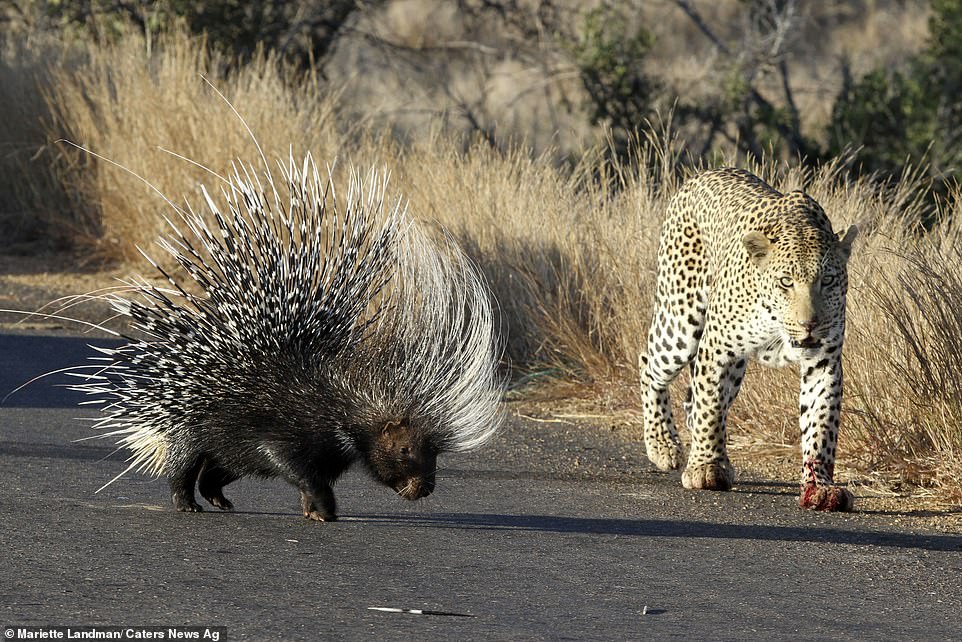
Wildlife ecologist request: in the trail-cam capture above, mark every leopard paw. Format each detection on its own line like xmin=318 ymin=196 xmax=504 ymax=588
xmin=682 ymin=461 xmax=735 ymax=491
xmin=799 ymin=483 xmax=854 ymax=512
xmin=645 ymin=438 xmax=682 ymax=471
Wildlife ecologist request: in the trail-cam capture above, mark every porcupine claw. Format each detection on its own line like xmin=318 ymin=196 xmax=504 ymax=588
xmin=172 ymin=494 xmax=204 ymax=513
xmin=204 ymin=494 xmax=234 ymax=512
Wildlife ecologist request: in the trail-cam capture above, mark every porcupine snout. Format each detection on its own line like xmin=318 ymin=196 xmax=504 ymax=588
xmin=366 ymin=419 xmax=438 ymax=500
xmin=396 ymin=472 xmax=435 ymax=500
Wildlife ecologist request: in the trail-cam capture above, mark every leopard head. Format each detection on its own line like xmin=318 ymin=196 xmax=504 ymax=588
xmin=742 ymin=205 xmax=858 ymax=349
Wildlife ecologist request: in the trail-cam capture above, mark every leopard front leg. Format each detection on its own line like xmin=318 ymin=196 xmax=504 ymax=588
xmin=639 ymin=352 xmax=683 ymax=470
xmin=682 ymin=333 xmax=745 ymax=491
xmin=798 ymin=345 xmax=854 ymax=511
xmin=639 ymin=298 xmax=706 ymax=471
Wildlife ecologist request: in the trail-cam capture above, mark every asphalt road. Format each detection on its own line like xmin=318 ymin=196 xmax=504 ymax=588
xmin=1 ymin=330 xmax=961 ymax=641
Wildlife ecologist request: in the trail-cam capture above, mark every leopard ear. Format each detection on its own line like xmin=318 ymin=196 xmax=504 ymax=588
xmin=837 ymin=225 xmax=858 ymax=259
xmin=742 ymin=231 xmax=772 ymax=267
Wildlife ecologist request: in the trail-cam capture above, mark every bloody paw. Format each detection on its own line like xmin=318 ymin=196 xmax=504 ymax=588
xmin=799 ymin=483 xmax=854 ymax=512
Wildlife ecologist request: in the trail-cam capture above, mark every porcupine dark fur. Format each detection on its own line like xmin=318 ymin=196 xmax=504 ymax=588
xmin=70 ymin=154 xmax=504 ymax=521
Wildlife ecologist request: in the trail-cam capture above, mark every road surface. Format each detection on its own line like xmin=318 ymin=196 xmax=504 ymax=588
xmin=1 ymin=331 xmax=960 ymax=640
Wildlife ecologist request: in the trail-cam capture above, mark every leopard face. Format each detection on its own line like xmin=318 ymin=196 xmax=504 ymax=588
xmin=743 ymin=219 xmax=857 ymax=350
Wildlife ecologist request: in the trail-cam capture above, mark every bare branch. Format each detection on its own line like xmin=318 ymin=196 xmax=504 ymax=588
xmin=672 ymin=0 xmax=731 ymax=56
xmin=673 ymin=0 xmax=809 ymax=158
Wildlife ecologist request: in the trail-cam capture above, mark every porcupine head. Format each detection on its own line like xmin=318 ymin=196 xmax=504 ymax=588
xmin=327 ymin=218 xmax=503 ymax=514
xmin=363 ymin=418 xmax=437 ymax=500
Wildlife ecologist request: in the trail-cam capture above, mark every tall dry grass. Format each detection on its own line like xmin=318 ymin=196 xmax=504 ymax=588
xmin=3 ymin=26 xmax=962 ymax=500
xmin=0 ymin=33 xmax=79 ymax=251
xmin=843 ymin=197 xmax=962 ymax=498
xmin=4 ymin=28 xmax=342 ymax=260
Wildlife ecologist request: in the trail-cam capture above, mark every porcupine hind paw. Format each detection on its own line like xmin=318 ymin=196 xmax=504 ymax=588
xmin=169 ymin=458 xmax=206 ymax=512
xmin=201 ymin=491 xmax=234 ymax=512
xmin=197 ymin=461 xmax=237 ymax=511
xmin=799 ymin=483 xmax=854 ymax=512
xmin=305 ymin=509 xmax=338 ymax=522
xmin=682 ymin=460 xmax=735 ymax=491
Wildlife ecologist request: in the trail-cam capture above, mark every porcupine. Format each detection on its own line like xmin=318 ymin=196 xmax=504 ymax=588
xmin=68 ymin=154 xmax=504 ymax=521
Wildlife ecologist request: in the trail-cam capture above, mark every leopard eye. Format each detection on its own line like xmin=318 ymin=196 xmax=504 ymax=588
xmin=778 ymin=276 xmax=794 ymax=289
xmin=821 ymin=274 xmax=836 ymax=287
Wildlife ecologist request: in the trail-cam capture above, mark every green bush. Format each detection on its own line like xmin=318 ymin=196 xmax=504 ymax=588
xmin=569 ymin=5 xmax=658 ymax=159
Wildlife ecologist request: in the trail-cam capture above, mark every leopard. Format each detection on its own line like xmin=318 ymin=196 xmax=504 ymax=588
xmin=638 ymin=167 xmax=858 ymax=511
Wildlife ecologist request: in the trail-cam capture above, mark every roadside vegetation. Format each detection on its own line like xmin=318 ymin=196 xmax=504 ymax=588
xmin=2 ymin=1 xmax=962 ymax=502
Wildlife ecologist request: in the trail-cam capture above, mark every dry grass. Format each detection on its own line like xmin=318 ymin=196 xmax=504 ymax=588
xmin=843 ymin=197 xmax=962 ymax=500
xmin=0 ymin=33 xmax=79 ymax=251
xmin=3 ymin=26 xmax=962 ymax=502
xmin=3 ymin=28 xmax=342 ymax=261
xmin=325 ymin=0 xmax=931 ymax=159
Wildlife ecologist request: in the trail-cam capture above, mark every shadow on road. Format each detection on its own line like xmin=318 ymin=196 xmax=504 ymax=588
xmin=353 ymin=511 xmax=962 ymax=552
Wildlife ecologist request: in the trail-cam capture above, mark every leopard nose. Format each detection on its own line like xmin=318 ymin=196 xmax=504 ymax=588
xmin=801 ymin=318 xmax=818 ymax=332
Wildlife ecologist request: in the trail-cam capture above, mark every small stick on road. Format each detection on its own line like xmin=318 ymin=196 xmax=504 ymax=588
xmin=368 ymin=607 xmax=475 ymax=617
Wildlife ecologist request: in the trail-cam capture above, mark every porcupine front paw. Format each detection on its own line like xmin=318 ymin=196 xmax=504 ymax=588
xmin=301 ymin=488 xmax=338 ymax=522
xmin=682 ymin=460 xmax=735 ymax=491
xmin=799 ymin=483 xmax=854 ymax=512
